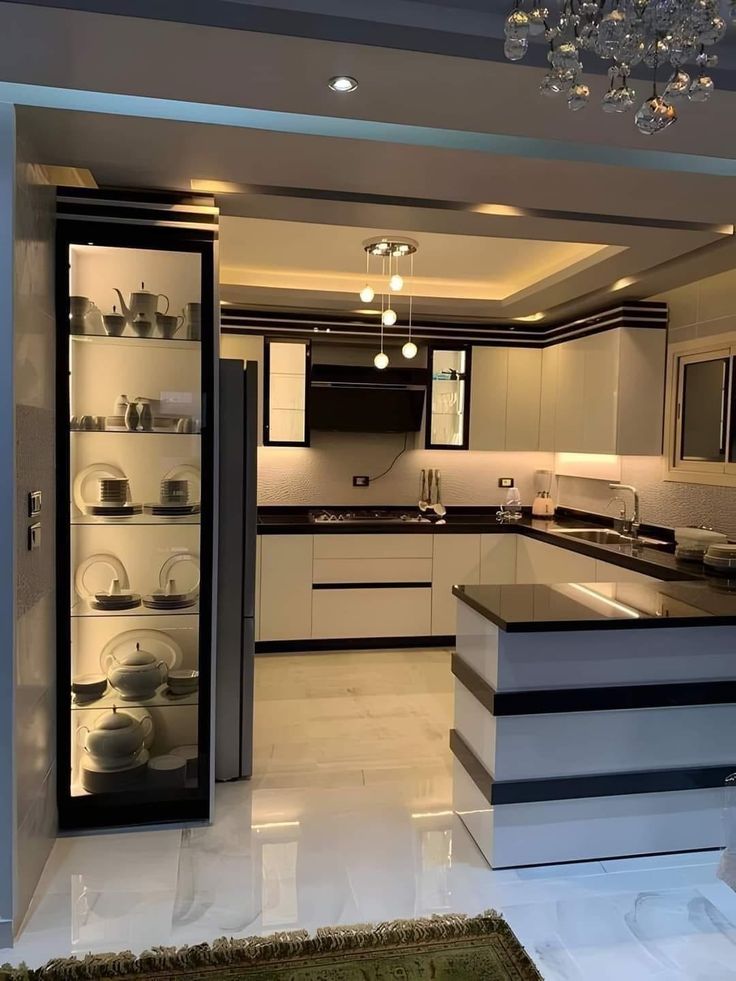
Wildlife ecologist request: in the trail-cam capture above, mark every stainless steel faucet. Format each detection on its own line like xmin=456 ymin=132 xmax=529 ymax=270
xmin=609 ymin=483 xmax=640 ymax=539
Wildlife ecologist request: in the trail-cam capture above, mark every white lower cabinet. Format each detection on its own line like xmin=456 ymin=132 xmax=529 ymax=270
xmin=259 ymin=535 xmax=313 ymax=641
xmin=312 ymin=587 xmax=432 ymax=639
xmin=432 ymin=535 xmax=481 ymax=635
xmin=516 ymin=536 xmax=597 ymax=584
xmin=257 ymin=531 xmax=664 ymax=644
xmin=479 ymin=534 xmax=517 ymax=583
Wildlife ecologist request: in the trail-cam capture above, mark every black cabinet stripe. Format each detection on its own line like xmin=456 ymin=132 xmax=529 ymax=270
xmin=450 ymin=729 xmax=736 ymax=805
xmin=312 ymin=581 xmax=432 ymax=590
xmin=452 ymin=653 xmax=736 ymax=715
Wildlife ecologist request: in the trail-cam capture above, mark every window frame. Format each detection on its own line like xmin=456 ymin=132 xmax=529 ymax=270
xmin=665 ymin=331 xmax=736 ymax=485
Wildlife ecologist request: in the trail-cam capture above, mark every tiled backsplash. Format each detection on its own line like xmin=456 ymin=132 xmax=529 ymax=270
xmin=258 ymin=432 xmax=553 ymax=508
xmin=559 ymin=459 xmax=736 ymax=539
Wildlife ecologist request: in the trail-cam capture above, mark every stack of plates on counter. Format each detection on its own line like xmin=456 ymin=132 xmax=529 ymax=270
xmin=674 ymin=527 xmax=728 ymax=563
xmin=704 ymin=543 xmax=736 ymax=575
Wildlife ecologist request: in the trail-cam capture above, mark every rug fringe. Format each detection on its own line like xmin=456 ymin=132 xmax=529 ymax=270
xmin=1 ymin=911 xmax=516 ymax=981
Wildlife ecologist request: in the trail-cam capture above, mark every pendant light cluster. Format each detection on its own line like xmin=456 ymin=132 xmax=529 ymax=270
xmin=359 ymin=236 xmax=419 ymax=369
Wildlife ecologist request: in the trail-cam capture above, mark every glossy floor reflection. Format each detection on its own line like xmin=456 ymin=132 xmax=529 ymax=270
xmin=3 ymin=649 xmax=735 ymax=979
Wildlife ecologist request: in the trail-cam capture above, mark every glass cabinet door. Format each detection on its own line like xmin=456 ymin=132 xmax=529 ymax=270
xmin=426 ymin=345 xmax=471 ymax=449
xmin=264 ymin=339 xmax=310 ymax=446
xmin=60 ymin=231 xmax=214 ymax=830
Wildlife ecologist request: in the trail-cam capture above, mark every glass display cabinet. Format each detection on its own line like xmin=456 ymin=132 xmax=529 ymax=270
xmin=57 ymin=218 xmax=216 ymax=831
xmin=425 ymin=344 xmax=471 ymax=449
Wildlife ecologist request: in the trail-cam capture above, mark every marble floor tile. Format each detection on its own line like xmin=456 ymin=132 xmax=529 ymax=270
xmin=3 ymin=648 xmax=735 ymax=979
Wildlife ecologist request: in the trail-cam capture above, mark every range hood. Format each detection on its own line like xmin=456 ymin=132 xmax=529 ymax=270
xmin=310 ymin=363 xmax=426 ymax=434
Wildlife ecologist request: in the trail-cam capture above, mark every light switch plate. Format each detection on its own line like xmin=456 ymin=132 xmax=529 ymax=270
xmin=28 ymin=522 xmax=41 ymax=551
xmin=28 ymin=490 xmax=42 ymax=517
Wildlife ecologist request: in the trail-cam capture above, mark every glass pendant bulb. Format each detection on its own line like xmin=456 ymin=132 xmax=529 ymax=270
xmin=359 ymin=284 xmax=375 ymax=303
xmin=382 ymin=308 xmax=397 ymax=327
xmin=374 ymin=351 xmax=389 ymax=370
xmin=402 ymin=340 xmax=418 ymax=360
xmin=389 ymin=274 xmax=404 ymax=292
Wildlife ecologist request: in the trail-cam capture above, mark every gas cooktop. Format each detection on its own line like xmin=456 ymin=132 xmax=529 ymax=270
xmin=309 ymin=509 xmax=422 ymax=524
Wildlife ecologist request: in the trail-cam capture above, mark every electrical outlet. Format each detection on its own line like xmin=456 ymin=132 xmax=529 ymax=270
xmin=353 ymin=475 xmax=370 ymax=487
xmin=498 ymin=477 xmax=514 ymax=488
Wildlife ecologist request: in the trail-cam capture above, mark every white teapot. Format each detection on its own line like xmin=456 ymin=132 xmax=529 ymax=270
xmin=114 ymin=283 xmax=169 ymax=327
xmin=107 ymin=642 xmax=167 ymax=700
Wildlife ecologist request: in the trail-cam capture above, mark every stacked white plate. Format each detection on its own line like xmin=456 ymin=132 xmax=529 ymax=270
xmin=705 ymin=543 xmax=736 ymax=575
xmin=674 ymin=527 xmax=727 ymax=563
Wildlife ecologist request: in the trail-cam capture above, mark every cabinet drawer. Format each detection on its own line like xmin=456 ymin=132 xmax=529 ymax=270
xmin=311 ymin=586 xmax=432 ymax=638
xmin=313 ymin=534 xmax=433 ymax=560
xmin=313 ymin=557 xmax=433 ymax=584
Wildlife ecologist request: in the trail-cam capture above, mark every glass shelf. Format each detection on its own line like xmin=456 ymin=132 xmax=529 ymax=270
xmin=71 ymin=600 xmax=200 ymax=618
xmin=71 ymin=686 xmax=198 ymax=711
xmin=70 ymin=429 xmax=200 ymax=437
xmin=71 ymin=332 xmax=200 ymax=350
xmin=71 ymin=512 xmax=200 ymax=526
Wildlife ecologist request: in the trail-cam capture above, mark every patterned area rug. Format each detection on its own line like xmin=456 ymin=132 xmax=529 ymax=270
xmin=1 ymin=911 xmax=542 ymax=980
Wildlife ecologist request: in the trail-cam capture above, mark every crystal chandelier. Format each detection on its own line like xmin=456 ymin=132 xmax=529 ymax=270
xmin=503 ymin=1 xmax=731 ymax=134
xmin=359 ymin=237 xmax=419 ymax=368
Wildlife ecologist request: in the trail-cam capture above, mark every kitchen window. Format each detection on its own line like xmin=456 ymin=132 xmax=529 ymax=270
xmin=666 ymin=334 xmax=736 ymax=485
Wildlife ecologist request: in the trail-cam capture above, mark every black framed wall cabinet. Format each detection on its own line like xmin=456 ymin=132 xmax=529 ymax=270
xmin=425 ymin=343 xmax=472 ymax=450
xmin=263 ymin=338 xmax=311 ymax=446
xmin=56 ymin=197 xmax=218 ymax=832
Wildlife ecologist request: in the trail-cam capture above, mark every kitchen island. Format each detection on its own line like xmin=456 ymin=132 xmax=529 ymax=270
xmin=451 ymin=580 xmax=736 ymax=868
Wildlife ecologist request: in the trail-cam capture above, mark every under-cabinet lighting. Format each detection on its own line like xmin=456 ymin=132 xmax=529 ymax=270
xmin=252 ymin=820 xmax=301 ymax=831
xmin=411 ymin=810 xmax=454 ymax=819
xmin=569 ymin=582 xmax=641 ymax=618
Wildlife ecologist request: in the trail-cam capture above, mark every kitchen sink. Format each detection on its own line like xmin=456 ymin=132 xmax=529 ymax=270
xmin=556 ymin=529 xmax=625 ymax=544
xmin=554 ymin=528 xmax=670 ymax=549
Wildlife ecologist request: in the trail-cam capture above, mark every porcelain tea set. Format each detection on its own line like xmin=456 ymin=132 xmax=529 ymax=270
xmin=70 ymin=284 xmax=201 ymax=340
xmin=72 ymin=639 xmax=200 ymax=704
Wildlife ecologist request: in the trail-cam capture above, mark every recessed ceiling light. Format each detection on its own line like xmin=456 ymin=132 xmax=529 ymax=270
xmin=328 ymin=75 xmax=358 ymax=93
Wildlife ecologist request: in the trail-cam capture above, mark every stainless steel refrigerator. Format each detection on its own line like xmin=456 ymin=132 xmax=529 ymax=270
xmin=216 ymin=359 xmax=258 ymax=780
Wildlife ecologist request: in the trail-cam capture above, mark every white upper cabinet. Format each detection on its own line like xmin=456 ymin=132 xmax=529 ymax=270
xmin=542 ymin=327 xmax=666 ymax=455
xmin=469 ymin=347 xmax=542 ymax=451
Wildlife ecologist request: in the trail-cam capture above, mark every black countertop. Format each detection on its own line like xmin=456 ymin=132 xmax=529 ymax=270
xmin=452 ymin=579 xmax=736 ymax=632
xmin=257 ymin=507 xmax=703 ymax=582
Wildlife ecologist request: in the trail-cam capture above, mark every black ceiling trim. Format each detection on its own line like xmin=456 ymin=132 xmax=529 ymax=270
xmin=221 ymin=301 xmax=668 ymax=347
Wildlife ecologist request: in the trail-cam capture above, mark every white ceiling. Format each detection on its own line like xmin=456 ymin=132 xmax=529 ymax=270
xmin=220 ymin=216 xmax=616 ymax=302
